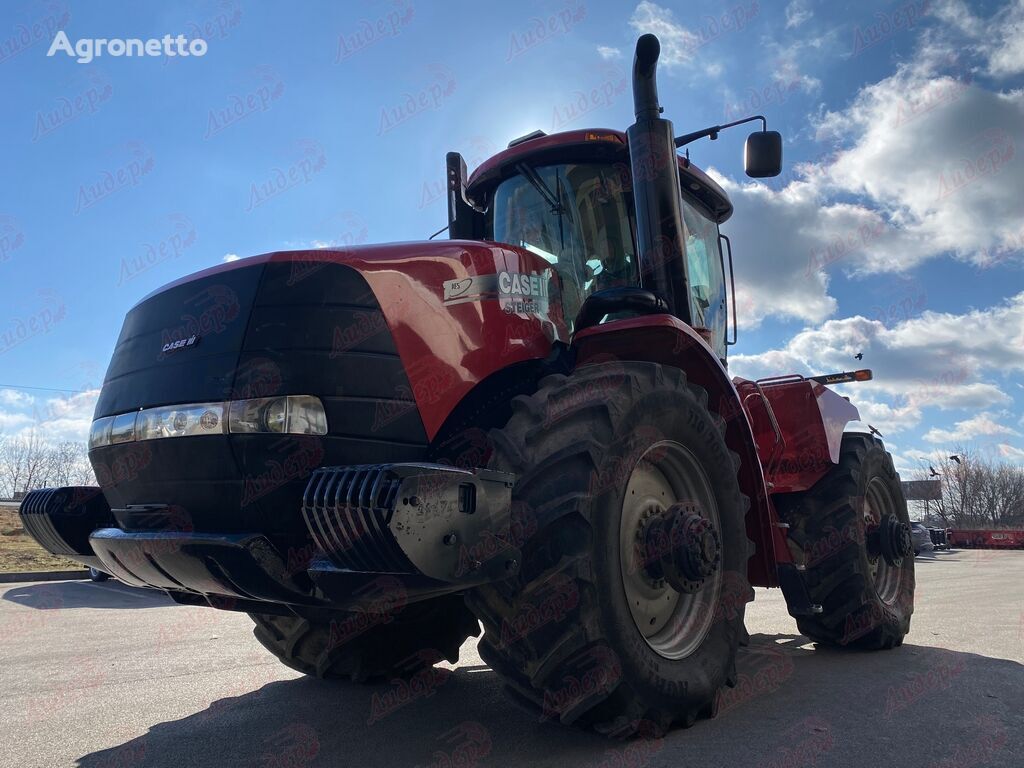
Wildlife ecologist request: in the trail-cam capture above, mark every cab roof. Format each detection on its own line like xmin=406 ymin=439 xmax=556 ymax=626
xmin=466 ymin=128 xmax=733 ymax=223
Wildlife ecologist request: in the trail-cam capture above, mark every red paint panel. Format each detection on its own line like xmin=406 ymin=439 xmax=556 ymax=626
xmin=735 ymin=377 xmax=860 ymax=494
xmin=948 ymin=529 xmax=1024 ymax=548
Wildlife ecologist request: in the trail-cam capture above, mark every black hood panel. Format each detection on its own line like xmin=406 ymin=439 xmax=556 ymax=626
xmin=90 ymin=258 xmax=429 ymax=534
xmin=95 ymin=264 xmax=264 ymax=417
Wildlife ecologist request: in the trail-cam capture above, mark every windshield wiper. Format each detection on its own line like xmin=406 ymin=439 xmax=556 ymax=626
xmin=516 ymin=163 xmax=564 ymax=216
xmin=515 ymin=163 xmax=576 ymax=249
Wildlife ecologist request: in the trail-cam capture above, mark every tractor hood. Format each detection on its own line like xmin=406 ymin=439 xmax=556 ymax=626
xmin=95 ymin=240 xmax=563 ymax=437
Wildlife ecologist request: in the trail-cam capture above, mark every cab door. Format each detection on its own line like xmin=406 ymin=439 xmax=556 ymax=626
xmin=680 ymin=197 xmax=728 ymax=359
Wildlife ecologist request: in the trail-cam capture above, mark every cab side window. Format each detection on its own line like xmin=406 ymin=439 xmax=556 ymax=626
xmin=681 ymin=199 xmax=726 ymax=358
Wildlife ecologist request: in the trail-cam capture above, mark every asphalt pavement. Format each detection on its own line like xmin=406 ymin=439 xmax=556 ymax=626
xmin=1 ymin=548 xmax=1021 ymax=768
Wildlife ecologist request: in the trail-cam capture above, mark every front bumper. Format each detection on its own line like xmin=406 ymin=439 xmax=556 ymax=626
xmin=86 ymin=527 xmax=456 ymax=612
xmin=20 ymin=462 xmax=518 ymax=612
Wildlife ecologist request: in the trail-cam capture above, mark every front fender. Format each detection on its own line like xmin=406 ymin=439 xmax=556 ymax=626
xmin=572 ymin=315 xmax=785 ymax=587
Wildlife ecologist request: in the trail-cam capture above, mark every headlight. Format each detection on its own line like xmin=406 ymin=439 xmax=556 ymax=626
xmin=90 ymin=395 xmax=327 ymax=447
xmin=228 ymin=395 xmax=327 ymax=435
xmin=88 ymin=416 xmax=114 ymax=449
xmin=136 ymin=403 xmax=227 ymax=441
xmin=109 ymin=411 xmax=139 ymax=444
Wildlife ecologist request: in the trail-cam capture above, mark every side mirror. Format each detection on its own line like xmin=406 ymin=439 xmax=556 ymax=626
xmin=744 ymin=130 xmax=782 ymax=178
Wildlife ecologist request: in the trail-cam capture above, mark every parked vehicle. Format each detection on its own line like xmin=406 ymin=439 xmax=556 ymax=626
xmin=17 ymin=34 xmax=915 ymax=737
xmin=910 ymin=523 xmax=934 ymax=555
xmin=928 ymin=527 xmax=950 ymax=550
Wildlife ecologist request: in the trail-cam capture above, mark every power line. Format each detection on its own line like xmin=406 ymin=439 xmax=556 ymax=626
xmin=0 ymin=383 xmax=94 ymax=395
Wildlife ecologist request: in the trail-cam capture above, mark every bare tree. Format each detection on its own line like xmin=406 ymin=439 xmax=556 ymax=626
xmin=912 ymin=444 xmax=1024 ymax=528
xmin=0 ymin=434 xmax=95 ymax=497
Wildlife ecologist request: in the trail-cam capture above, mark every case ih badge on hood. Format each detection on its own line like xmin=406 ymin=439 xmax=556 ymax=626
xmin=443 ymin=269 xmax=550 ymax=314
xmin=161 ymin=333 xmax=198 ymax=353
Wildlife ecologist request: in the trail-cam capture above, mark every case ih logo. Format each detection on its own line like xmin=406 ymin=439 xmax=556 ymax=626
xmin=158 ymin=284 xmax=240 ymax=359
xmin=160 ymin=333 xmax=198 ymax=354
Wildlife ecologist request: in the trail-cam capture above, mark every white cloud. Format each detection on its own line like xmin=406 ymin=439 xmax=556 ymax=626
xmin=0 ymin=389 xmax=34 ymax=407
xmin=998 ymin=443 xmax=1024 ymax=461
xmin=222 ymin=253 xmax=240 ymax=262
xmin=813 ymin=57 xmax=1024 ymax=271
xmin=923 ymin=412 xmax=1021 ymax=443
xmin=729 ymin=294 xmax=1024 ymax=436
xmin=785 ymin=0 xmax=812 ymax=29
xmin=597 ymin=45 xmax=622 ymax=60
xmin=930 ymin=0 xmax=1024 ymax=77
xmin=628 ymin=2 xmax=701 ymax=68
xmin=851 ymin=398 xmax=923 ymax=433
xmin=626 ymin=1 xmax=727 ymax=77
xmin=0 ymin=389 xmax=99 ymax=444
xmin=709 ymin=36 xmax=1024 ymax=328
xmin=986 ymin=1 xmax=1024 ymax=77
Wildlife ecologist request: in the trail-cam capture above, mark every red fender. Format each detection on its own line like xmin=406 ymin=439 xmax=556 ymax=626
xmin=573 ymin=315 xmax=788 ymax=587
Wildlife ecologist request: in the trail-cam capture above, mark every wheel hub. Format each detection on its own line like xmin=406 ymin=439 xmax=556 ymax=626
xmin=641 ymin=502 xmax=721 ymax=594
xmin=878 ymin=514 xmax=913 ymax=566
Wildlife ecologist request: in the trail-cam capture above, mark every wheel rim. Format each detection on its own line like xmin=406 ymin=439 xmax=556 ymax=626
xmin=865 ymin=476 xmax=904 ymax=605
xmin=619 ymin=440 xmax=723 ymax=660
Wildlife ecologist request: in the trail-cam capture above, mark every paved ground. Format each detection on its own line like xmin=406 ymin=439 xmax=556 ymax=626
xmin=1 ymin=549 xmax=1021 ymax=768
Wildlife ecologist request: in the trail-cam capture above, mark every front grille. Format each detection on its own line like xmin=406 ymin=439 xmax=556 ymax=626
xmin=301 ymin=466 xmax=415 ymax=573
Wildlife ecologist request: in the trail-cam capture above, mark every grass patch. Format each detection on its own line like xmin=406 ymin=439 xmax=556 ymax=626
xmin=0 ymin=507 xmax=85 ymax=573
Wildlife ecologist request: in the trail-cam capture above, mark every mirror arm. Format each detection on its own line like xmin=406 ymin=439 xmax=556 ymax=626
xmin=675 ymin=115 xmax=768 ymax=148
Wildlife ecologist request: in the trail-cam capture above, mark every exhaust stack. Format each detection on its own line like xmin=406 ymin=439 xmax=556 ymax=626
xmin=626 ymin=34 xmax=691 ymax=325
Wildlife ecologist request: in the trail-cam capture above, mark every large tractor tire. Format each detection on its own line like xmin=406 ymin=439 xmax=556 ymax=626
xmin=466 ymin=362 xmax=752 ymax=737
xmin=249 ymin=594 xmax=480 ymax=681
xmin=776 ymin=433 xmax=914 ymax=649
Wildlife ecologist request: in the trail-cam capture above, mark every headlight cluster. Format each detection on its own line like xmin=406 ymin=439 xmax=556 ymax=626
xmin=89 ymin=395 xmax=328 ymax=449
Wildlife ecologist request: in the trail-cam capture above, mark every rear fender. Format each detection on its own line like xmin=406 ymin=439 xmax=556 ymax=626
xmin=572 ymin=315 xmax=786 ymax=587
xmin=736 ymin=377 xmax=860 ymax=493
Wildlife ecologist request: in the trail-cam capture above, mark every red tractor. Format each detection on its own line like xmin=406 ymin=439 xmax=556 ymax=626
xmin=20 ymin=35 xmax=914 ymax=736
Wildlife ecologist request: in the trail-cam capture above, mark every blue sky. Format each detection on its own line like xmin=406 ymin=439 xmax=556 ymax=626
xmin=0 ymin=0 xmax=1022 ymax=472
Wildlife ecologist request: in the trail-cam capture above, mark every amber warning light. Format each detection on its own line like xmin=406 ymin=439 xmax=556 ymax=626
xmin=809 ymin=369 xmax=873 ymax=385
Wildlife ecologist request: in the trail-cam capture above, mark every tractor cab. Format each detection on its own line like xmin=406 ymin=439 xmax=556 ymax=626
xmin=453 ymin=129 xmax=736 ymax=359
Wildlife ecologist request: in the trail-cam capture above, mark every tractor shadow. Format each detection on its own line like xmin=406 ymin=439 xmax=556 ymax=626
xmin=3 ymin=579 xmax=172 ymax=610
xmin=76 ymin=633 xmax=1024 ymax=768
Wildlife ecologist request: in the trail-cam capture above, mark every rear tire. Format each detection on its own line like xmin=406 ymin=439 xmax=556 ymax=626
xmin=776 ymin=433 xmax=914 ymax=649
xmin=89 ymin=567 xmax=110 ymax=582
xmin=466 ymin=362 xmax=752 ymax=737
xmin=249 ymin=594 xmax=480 ymax=682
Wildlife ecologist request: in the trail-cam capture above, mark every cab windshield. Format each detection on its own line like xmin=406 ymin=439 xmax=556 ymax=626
xmin=489 ymin=162 xmax=636 ymax=325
